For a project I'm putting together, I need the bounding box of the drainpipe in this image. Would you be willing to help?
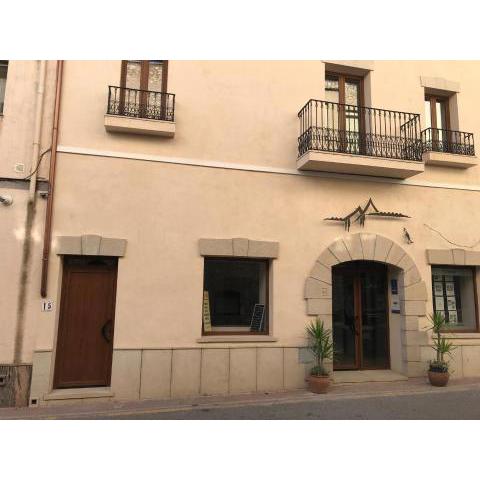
[40,60,63,298]
[13,60,47,366]
[28,61,47,200]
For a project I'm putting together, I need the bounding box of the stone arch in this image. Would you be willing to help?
[304,232,428,377]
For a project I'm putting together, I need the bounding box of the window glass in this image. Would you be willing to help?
[125,60,141,89]
[424,100,431,129]
[147,61,164,92]
[432,267,478,331]
[325,76,339,104]
[203,258,268,334]
[0,61,8,114]
[436,100,445,130]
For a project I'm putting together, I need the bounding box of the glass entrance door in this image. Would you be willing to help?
[333,261,389,370]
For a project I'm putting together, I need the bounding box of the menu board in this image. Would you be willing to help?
[435,296,444,311]
[250,304,265,332]
[447,297,457,311]
[202,291,212,332]
[434,282,443,296]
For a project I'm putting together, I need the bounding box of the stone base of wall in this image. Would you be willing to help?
[0,364,32,408]
[30,347,314,406]
[36,341,480,406]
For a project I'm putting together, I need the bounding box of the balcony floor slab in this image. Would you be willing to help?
[423,151,478,169]
[297,150,425,179]
[104,114,175,137]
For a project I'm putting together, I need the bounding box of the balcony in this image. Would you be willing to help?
[421,128,477,168]
[104,85,175,137]
[297,99,425,179]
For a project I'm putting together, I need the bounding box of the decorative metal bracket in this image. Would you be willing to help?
[325,198,410,231]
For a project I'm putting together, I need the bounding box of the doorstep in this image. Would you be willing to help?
[333,370,408,384]
[43,387,114,401]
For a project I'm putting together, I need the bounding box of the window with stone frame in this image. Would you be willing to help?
[202,257,269,335]
[432,266,479,332]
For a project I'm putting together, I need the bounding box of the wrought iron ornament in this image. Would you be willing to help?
[325,198,410,231]
[107,85,175,122]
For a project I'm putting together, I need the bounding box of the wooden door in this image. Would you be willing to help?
[53,256,118,389]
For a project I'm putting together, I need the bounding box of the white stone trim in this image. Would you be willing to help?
[56,234,127,257]
[420,76,460,93]
[58,144,480,193]
[426,248,480,266]
[199,238,279,258]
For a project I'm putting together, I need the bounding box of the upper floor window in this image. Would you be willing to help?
[121,60,168,93]
[0,60,8,115]
[325,72,363,107]
[425,94,450,131]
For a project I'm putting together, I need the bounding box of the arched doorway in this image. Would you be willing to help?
[304,233,428,376]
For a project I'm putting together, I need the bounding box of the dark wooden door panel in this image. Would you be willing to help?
[54,257,118,389]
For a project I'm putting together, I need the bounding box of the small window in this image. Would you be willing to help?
[432,266,479,332]
[202,258,269,335]
[425,94,450,131]
[0,60,8,115]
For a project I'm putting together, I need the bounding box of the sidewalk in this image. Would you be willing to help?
[2,376,480,419]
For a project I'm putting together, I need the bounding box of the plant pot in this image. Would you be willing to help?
[428,370,450,387]
[307,375,331,394]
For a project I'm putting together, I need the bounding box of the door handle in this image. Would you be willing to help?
[101,320,113,343]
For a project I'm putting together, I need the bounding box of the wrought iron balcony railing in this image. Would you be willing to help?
[298,99,422,161]
[421,127,475,156]
[107,85,175,122]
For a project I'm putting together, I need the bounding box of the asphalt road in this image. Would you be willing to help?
[86,388,480,420]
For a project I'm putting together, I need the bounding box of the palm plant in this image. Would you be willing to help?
[306,317,334,376]
[427,312,456,373]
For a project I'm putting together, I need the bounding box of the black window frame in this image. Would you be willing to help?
[431,265,479,333]
[201,256,270,336]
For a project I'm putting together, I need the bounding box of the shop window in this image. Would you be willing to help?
[202,258,269,335]
[0,60,8,114]
[432,266,479,332]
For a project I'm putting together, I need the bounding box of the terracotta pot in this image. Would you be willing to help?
[428,370,450,387]
[307,375,331,394]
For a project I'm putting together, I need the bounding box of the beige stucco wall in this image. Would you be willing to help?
[4,60,480,403]
[0,61,56,366]
[56,60,480,185]
[37,154,480,348]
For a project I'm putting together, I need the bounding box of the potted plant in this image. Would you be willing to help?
[427,312,456,387]
[305,317,334,394]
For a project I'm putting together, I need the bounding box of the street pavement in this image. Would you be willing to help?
[91,386,480,419]
[2,377,480,420]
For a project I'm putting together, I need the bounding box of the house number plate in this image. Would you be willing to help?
[41,299,54,312]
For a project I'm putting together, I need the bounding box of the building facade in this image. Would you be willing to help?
[0,60,57,406]
[2,60,480,407]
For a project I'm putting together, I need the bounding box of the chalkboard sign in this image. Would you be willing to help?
[250,304,265,332]
[202,291,212,332]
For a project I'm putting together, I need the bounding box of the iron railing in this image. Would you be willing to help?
[421,128,475,156]
[107,85,175,122]
[298,99,422,161]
